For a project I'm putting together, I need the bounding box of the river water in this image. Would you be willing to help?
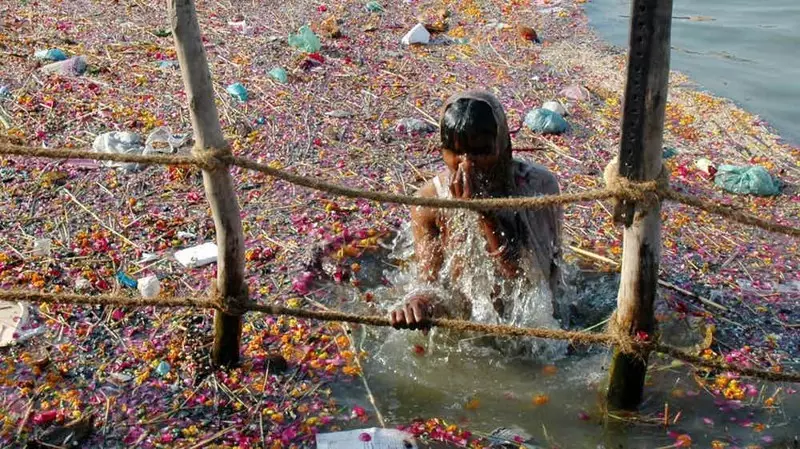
[324,229,799,448]
[583,0,800,145]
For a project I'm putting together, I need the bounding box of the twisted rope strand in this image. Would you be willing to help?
[2,290,798,383]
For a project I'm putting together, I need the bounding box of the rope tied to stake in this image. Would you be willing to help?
[191,146,232,171]
[604,157,670,224]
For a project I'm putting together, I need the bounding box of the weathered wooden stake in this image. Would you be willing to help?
[606,0,673,410]
[169,0,247,367]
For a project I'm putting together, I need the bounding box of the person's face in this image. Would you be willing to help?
[441,135,501,174]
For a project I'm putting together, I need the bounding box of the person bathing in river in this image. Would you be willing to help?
[389,90,567,335]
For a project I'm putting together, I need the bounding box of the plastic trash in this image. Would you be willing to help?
[157,60,179,69]
[401,23,430,45]
[174,242,218,268]
[714,164,781,196]
[364,1,384,12]
[137,275,161,298]
[316,428,417,449]
[41,56,87,76]
[487,426,540,449]
[662,147,677,159]
[75,278,92,291]
[226,83,248,102]
[695,158,716,176]
[0,301,29,347]
[34,48,68,61]
[92,131,142,171]
[0,85,9,97]
[269,67,288,83]
[559,84,591,101]
[92,127,188,172]
[145,126,189,155]
[541,100,567,117]
[116,271,138,289]
[155,361,170,376]
[395,118,436,134]
[524,108,568,134]
[32,238,52,256]
[288,25,322,53]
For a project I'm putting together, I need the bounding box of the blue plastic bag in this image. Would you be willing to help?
[226,83,248,102]
[288,25,322,53]
[714,164,781,196]
[116,271,138,289]
[524,108,568,135]
[34,48,68,61]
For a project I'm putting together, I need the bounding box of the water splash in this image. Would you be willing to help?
[378,208,569,362]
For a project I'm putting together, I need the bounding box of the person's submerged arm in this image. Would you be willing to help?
[390,183,448,330]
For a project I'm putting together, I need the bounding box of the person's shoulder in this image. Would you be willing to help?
[410,175,442,224]
[512,160,560,195]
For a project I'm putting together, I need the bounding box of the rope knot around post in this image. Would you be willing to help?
[603,157,669,224]
[209,287,249,317]
[606,311,653,359]
[191,146,232,171]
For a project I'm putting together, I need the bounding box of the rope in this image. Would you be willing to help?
[3,289,799,383]
[660,187,800,237]
[1,142,797,237]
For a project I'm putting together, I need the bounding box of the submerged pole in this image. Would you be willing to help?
[169,0,248,367]
[606,0,673,410]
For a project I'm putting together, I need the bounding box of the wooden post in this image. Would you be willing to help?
[606,0,672,410]
[169,0,247,367]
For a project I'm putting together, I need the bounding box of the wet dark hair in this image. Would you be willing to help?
[440,98,497,155]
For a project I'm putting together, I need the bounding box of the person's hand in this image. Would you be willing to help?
[450,160,474,199]
[390,294,435,333]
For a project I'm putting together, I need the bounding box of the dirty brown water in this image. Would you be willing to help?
[316,222,800,448]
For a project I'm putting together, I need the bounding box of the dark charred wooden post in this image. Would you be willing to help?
[606,0,673,410]
[169,0,247,367]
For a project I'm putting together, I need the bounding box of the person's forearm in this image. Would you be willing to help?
[478,212,519,278]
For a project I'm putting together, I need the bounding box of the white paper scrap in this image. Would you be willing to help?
[316,428,417,449]
[174,242,218,268]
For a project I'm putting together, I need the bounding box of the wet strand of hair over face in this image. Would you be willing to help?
[441,97,499,156]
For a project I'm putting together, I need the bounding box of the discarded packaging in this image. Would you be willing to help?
[34,48,68,61]
[137,275,161,298]
[0,301,29,347]
[401,23,431,45]
[226,83,248,102]
[715,164,781,196]
[269,67,289,83]
[75,278,92,291]
[174,242,218,268]
[41,56,87,76]
[395,118,436,134]
[288,25,322,53]
[93,127,188,172]
[316,428,417,449]
[517,25,540,43]
[559,84,591,101]
[32,238,52,256]
[695,157,716,175]
[524,108,568,134]
[488,426,541,449]
[116,271,138,289]
[541,100,568,117]
[365,1,384,12]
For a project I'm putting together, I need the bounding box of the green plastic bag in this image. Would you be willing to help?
[714,164,781,196]
[365,1,384,12]
[288,25,322,53]
[269,67,288,83]
[524,108,568,135]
